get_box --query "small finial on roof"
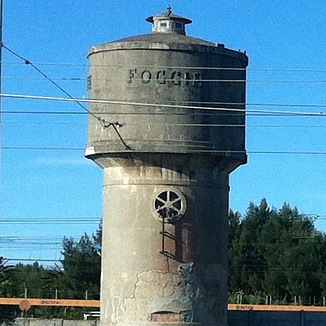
[146,8,192,35]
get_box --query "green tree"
[0,257,17,323]
[46,223,102,303]
[59,233,101,299]
[229,199,272,294]
[13,262,49,298]
[228,200,326,304]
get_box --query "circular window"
[154,189,186,223]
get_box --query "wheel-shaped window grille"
[154,190,186,223]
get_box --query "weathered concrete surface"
[99,161,230,326]
[86,42,247,163]
[85,9,248,326]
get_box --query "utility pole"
[0,0,3,222]
[0,0,3,96]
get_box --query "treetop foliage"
[0,223,102,319]
[2,204,326,318]
[229,199,326,304]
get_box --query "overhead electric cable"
[2,44,88,108]
[5,58,326,74]
[1,146,82,151]
[0,76,86,81]
[7,258,60,262]
[1,108,326,118]
[2,44,131,150]
[4,118,326,128]
[6,75,326,84]
[2,146,326,156]
[1,92,326,117]
[0,220,99,224]
[2,214,326,222]
[2,110,86,115]
[1,90,326,113]
[2,109,326,118]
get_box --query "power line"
[2,45,88,109]
[1,110,85,114]
[2,214,326,222]
[6,75,326,84]
[2,92,326,117]
[1,110,325,119]
[2,91,326,114]
[4,119,326,128]
[4,121,85,126]
[0,220,99,224]
[2,146,326,155]
[1,146,82,151]
[1,237,86,241]
[0,234,98,239]
[5,59,326,73]
[1,76,86,81]
[0,218,100,224]
[2,44,132,150]
[2,60,88,67]
[6,258,61,262]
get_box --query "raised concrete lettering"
[128,68,202,86]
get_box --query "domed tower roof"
[145,6,192,35]
[89,7,247,64]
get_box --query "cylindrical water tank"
[86,8,248,326]
[86,12,247,165]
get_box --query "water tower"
[85,7,248,326]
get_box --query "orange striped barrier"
[1,299,326,312]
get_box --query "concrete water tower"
[85,7,248,326]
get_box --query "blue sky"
[1,0,326,265]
